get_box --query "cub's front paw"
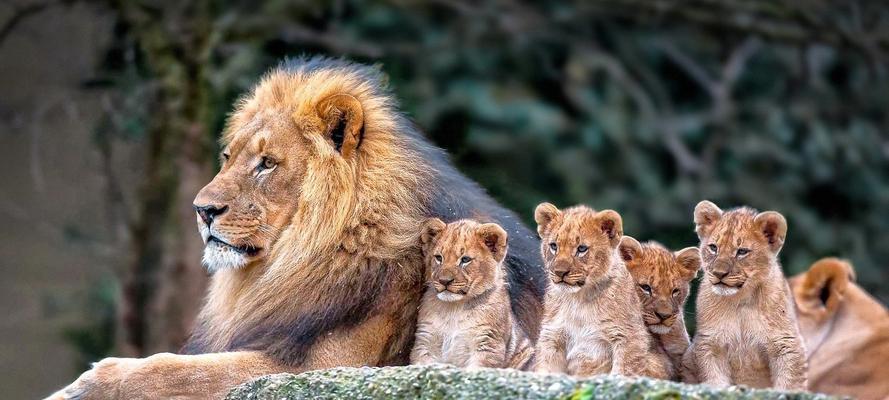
[45,357,142,400]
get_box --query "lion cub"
[683,201,807,390]
[619,237,700,380]
[410,218,533,369]
[533,203,669,379]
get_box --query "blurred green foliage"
[95,0,889,308]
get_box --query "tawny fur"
[683,201,807,391]
[532,203,669,379]
[619,237,700,381]
[410,219,533,369]
[47,57,545,400]
[789,258,889,400]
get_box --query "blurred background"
[1,0,887,397]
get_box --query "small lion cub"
[619,237,700,380]
[410,218,533,369]
[683,201,807,390]
[533,203,669,379]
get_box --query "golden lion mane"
[181,57,546,367]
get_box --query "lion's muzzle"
[194,204,228,227]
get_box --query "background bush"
[1,0,887,396]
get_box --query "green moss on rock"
[226,364,836,400]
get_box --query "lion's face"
[193,109,306,271]
[693,201,787,297]
[194,87,366,272]
[420,219,508,302]
[534,203,622,293]
[619,238,700,334]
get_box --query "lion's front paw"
[45,357,142,400]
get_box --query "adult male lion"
[789,258,889,400]
[49,57,546,399]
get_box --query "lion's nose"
[712,269,728,280]
[655,311,672,321]
[438,276,454,287]
[194,204,228,226]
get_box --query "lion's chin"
[201,240,249,273]
[711,283,741,296]
[436,291,465,302]
[551,282,583,294]
[647,324,672,335]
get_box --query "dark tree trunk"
[112,0,215,356]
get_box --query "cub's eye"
[736,248,750,257]
[460,256,472,264]
[258,156,277,171]
[708,244,718,253]
[672,288,680,297]
[221,152,230,162]
[640,284,652,295]
[434,255,442,264]
[576,245,589,255]
[549,243,557,252]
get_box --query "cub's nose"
[655,311,672,321]
[711,269,728,280]
[552,267,569,281]
[194,204,228,226]
[438,276,454,287]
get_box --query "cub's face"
[420,218,508,302]
[534,203,623,294]
[693,201,787,297]
[619,237,700,334]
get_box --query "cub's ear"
[674,247,702,280]
[315,93,364,158]
[477,223,508,262]
[799,258,854,315]
[618,236,643,268]
[753,211,787,253]
[595,210,623,247]
[693,200,723,239]
[534,202,561,237]
[420,218,446,250]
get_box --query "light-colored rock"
[226,364,838,399]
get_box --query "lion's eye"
[221,152,230,162]
[258,156,277,171]
[736,248,750,257]
[672,288,680,297]
[640,284,652,295]
[434,255,442,264]
[708,244,718,253]
[576,245,588,255]
[549,243,557,253]
[460,256,472,265]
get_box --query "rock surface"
[226,364,836,399]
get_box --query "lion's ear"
[693,200,723,239]
[534,202,561,237]
[754,211,787,253]
[618,236,642,269]
[674,247,702,280]
[477,223,508,262]
[315,93,364,158]
[595,210,623,247]
[420,218,446,250]
[799,258,854,315]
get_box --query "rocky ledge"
[226,364,836,399]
